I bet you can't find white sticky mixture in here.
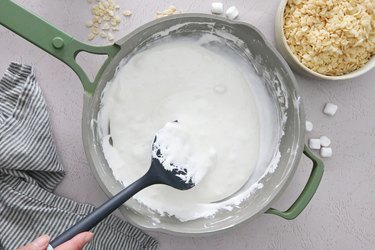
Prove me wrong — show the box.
[99,33,285,221]
[152,121,216,185]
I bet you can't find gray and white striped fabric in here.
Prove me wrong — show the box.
[0,63,159,250]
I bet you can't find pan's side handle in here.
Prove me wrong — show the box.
[0,0,121,95]
[266,145,324,220]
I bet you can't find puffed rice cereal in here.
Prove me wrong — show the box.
[283,0,375,76]
[155,6,182,19]
[86,0,132,42]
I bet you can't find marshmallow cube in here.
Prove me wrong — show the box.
[320,136,331,147]
[320,147,333,158]
[306,121,313,132]
[226,6,239,20]
[309,138,321,150]
[323,103,338,116]
[211,2,224,14]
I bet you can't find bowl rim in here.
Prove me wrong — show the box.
[276,0,375,80]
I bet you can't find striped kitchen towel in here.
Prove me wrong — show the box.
[0,62,159,250]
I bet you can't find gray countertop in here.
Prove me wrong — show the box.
[1,0,374,249]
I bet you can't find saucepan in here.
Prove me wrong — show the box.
[0,0,324,236]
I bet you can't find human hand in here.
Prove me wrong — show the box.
[17,232,93,250]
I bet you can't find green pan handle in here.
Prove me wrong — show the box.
[266,145,324,220]
[0,0,121,95]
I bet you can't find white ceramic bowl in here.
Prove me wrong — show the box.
[275,0,375,80]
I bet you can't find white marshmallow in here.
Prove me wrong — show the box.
[211,2,224,14]
[323,103,338,116]
[306,120,313,132]
[226,6,239,20]
[320,147,332,158]
[309,138,321,150]
[320,136,331,147]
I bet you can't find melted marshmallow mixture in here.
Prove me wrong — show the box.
[99,34,282,221]
[152,121,216,185]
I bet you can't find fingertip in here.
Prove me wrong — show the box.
[82,232,94,244]
[54,232,93,250]
[32,235,50,248]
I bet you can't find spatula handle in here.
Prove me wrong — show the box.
[49,172,157,248]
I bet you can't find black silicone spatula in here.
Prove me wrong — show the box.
[48,133,195,249]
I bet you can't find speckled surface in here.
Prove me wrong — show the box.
[1,1,375,249]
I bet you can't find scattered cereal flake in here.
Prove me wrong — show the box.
[91,27,99,35]
[99,1,109,9]
[108,33,114,41]
[87,0,93,4]
[102,22,110,30]
[163,9,174,15]
[114,15,121,23]
[168,5,177,12]
[156,6,182,19]
[86,0,123,41]
[93,16,100,23]
[85,20,94,28]
[108,10,115,17]
[110,19,118,26]
[99,31,107,38]
[88,33,96,41]
[123,10,133,16]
